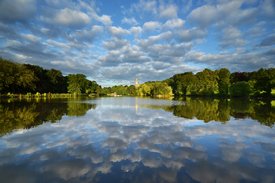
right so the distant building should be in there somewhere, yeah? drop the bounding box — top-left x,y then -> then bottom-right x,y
135,78 -> 139,88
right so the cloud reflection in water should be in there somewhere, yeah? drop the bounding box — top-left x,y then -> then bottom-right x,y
0,97 -> 274,183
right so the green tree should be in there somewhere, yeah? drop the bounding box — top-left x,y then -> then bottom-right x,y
230,81 -> 251,97
67,74 -> 87,94
194,69 -> 219,96
137,83 -> 152,96
46,69 -> 66,93
0,58 -> 36,93
170,72 -> 195,96
230,72 -> 250,83
127,85 -> 137,96
253,68 -> 273,97
150,82 -> 173,96
23,64 -> 50,93
85,80 -> 101,95
217,68 -> 230,96
16,65 -> 36,92
0,58 -> 18,93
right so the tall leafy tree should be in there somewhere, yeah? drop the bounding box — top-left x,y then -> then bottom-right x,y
67,74 -> 87,94
46,69 -> 66,93
23,64 -> 49,93
16,65 -> 36,92
194,69 -> 219,96
217,68 -> 230,96
170,72 -> 195,96
150,82 -> 173,96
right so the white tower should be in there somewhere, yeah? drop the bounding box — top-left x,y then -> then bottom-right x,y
135,78 -> 139,88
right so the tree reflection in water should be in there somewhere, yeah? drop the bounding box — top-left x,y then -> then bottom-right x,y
146,97 -> 275,126
0,99 -> 96,135
1,97 -> 274,136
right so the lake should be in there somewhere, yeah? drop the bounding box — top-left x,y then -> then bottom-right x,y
0,97 -> 274,183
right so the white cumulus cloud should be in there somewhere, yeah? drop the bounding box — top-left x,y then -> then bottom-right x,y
109,26 -> 130,37
143,21 -> 161,30
164,18 -> 185,29
159,4 -> 178,18
53,8 -> 90,27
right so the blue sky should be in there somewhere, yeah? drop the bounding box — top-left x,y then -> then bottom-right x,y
0,0 -> 274,86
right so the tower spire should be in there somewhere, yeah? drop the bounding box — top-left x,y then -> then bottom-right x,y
135,78 -> 139,88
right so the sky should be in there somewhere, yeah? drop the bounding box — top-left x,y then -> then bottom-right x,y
0,0 -> 274,86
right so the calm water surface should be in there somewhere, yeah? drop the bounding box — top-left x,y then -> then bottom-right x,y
0,97 -> 274,183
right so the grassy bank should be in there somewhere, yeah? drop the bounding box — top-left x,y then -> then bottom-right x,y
0,92 -> 98,99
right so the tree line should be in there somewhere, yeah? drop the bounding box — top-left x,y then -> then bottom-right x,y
106,68 -> 274,98
167,68 -> 275,98
1,58 -> 274,98
0,58 -> 101,95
